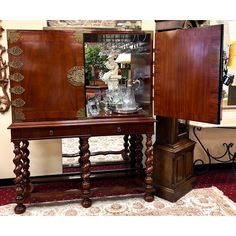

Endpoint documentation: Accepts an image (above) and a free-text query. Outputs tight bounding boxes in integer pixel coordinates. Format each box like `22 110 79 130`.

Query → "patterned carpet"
62 136 124 165
1 187 236 216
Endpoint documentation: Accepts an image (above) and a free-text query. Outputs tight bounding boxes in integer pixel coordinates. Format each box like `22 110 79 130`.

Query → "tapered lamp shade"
115 53 131 64
228 41 236 68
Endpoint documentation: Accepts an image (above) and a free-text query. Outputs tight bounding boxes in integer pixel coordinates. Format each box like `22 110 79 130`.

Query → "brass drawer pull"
49 130 54 136
117 127 121 133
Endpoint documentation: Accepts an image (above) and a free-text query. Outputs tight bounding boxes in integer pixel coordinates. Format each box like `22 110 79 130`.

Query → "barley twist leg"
13 141 26 214
81 136 92 208
129 134 137 168
135 134 143 174
144 134 154 202
21 140 33 196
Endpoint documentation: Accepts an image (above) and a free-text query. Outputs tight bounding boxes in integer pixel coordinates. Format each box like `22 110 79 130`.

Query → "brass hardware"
7 30 21 44
67 66 84 86
8 46 23 56
9 73 24 82
12 98 25 108
73 32 83 44
13 111 25 122
9 60 23 69
49 130 54 136
10 86 25 95
117 127 122 133
76 108 85 118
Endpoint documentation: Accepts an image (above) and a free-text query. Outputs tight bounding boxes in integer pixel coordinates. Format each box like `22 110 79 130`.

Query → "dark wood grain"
154 25 223 124
9 117 155 141
8 30 85 122
153 138 196 202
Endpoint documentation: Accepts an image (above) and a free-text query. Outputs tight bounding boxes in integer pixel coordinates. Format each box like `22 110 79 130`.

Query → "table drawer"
11 126 90 140
90 123 151 136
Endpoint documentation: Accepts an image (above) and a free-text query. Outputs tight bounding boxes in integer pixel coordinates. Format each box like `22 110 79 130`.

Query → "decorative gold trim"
13 111 25 122
9 73 24 82
76 108 85 118
8 46 23 56
73 32 83 44
9 60 23 69
67 66 84 86
12 98 25 108
10 86 25 95
7 30 20 44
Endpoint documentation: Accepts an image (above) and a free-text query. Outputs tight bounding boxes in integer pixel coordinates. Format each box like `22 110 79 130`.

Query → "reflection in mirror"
62 135 129 171
84 33 152 118
177 119 188 136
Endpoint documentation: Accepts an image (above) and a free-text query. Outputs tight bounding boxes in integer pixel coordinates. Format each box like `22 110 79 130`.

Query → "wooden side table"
9 117 155 214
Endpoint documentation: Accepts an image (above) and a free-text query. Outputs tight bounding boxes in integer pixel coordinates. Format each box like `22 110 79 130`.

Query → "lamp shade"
115 53 131 64
228 41 236 68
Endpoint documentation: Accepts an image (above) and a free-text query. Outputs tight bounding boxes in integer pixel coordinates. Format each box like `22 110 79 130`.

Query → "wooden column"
153 116 196 202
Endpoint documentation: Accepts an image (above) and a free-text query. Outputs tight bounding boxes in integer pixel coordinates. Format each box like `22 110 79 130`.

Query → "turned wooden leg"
78 138 83 166
122 135 129 161
135 134 143 174
13 141 26 214
21 140 32 197
129 134 137 168
80 136 92 208
144 134 154 202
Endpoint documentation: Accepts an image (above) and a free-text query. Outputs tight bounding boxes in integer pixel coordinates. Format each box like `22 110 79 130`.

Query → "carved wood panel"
0 21 10 113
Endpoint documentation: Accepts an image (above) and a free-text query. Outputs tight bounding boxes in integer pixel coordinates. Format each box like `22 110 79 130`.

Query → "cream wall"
190 127 236 164
0 20 62 179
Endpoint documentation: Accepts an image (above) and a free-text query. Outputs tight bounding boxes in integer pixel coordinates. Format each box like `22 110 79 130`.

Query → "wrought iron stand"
193 126 236 174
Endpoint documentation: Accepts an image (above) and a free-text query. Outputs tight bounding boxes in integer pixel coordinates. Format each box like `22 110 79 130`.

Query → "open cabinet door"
154 25 223 124
8 30 85 122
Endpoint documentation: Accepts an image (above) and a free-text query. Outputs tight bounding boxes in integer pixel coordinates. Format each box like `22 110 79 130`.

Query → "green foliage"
85 45 108 81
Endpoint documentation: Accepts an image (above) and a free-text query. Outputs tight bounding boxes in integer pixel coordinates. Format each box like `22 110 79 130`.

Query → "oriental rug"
62 136 124 165
0 187 236 216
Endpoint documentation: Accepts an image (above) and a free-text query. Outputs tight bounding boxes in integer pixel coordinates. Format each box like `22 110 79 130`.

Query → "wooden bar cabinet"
7 23 223 214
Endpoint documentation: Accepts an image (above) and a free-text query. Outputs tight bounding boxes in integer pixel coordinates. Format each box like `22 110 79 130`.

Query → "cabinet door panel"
8 30 85 122
154 25 223 124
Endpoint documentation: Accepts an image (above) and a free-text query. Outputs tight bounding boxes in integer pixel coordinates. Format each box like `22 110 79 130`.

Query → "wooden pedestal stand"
153 116 196 202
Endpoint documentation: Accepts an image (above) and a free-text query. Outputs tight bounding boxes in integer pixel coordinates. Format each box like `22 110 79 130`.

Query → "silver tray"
115 107 141 114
